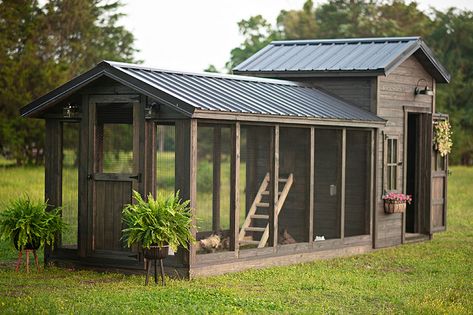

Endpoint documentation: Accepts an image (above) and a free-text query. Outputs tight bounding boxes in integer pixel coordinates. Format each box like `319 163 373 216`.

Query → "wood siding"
376 55 434 248
299 77 376 112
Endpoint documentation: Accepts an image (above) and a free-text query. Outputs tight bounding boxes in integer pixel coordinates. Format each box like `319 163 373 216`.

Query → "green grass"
0 166 472 314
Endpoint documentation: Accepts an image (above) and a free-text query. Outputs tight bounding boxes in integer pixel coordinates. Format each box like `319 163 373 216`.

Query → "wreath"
433 120 452 157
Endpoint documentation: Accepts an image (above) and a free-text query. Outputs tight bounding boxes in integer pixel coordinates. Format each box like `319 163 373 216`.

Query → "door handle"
129 173 141 182
87 174 94 180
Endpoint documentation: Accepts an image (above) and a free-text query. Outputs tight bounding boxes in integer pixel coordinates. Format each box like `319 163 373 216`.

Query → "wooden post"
174 119 197 268
340 128 346 240
269 125 279 247
230 123 240 252
212 126 221 231
308 127 315 244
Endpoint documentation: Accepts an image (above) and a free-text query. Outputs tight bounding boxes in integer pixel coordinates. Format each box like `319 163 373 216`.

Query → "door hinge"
129 173 142 182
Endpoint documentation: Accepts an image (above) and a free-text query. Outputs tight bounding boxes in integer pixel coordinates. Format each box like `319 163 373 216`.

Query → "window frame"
384 135 400 192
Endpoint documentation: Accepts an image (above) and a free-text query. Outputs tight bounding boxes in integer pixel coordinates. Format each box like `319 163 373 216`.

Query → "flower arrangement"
433 120 452 157
382 192 412 204
382 192 412 214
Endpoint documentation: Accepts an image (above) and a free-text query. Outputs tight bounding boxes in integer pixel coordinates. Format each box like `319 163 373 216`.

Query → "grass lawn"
0 165 472 314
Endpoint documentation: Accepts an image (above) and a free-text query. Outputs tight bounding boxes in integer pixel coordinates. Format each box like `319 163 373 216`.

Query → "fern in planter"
0 196 66 250
122 191 195 252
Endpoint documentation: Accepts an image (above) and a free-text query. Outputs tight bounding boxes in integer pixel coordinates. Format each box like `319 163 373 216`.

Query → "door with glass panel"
88 96 140 255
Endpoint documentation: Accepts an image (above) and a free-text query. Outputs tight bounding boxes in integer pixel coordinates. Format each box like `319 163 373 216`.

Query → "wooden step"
245 227 266 232
239 240 260 245
255 202 269 208
250 214 269 220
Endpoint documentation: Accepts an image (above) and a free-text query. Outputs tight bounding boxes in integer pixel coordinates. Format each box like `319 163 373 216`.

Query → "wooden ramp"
239 173 294 248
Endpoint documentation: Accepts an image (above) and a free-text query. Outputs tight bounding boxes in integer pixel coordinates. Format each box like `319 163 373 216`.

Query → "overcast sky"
121 0 473 72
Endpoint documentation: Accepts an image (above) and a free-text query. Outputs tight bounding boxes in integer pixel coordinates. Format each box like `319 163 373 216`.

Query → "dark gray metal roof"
21 61 384 124
233 37 451 83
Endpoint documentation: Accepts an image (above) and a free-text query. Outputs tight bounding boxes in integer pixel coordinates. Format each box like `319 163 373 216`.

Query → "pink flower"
383 192 412 204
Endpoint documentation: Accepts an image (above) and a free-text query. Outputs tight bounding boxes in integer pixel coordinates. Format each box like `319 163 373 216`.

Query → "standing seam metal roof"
109 61 383 122
233 37 450 83
20 61 384 123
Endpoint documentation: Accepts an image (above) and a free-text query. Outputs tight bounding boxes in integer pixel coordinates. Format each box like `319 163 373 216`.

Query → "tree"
225 15 282 72
0 0 138 165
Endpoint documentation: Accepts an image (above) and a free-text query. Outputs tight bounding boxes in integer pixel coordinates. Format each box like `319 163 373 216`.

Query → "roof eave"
232 69 385 78
192 109 386 128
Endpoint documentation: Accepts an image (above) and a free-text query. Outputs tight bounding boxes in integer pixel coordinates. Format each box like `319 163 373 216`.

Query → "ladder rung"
239 240 260 245
256 202 269 207
251 214 269 220
245 227 266 232
278 178 288 182
261 191 281 195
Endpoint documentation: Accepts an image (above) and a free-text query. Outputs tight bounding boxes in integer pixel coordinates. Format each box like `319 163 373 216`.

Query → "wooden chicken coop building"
21 37 450 277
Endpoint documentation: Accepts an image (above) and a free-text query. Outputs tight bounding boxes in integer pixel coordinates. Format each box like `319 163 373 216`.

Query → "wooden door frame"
402 107 432 242
86 94 144 257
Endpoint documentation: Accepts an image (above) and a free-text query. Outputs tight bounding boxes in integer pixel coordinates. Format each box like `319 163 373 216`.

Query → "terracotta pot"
143 245 169 260
384 201 406 214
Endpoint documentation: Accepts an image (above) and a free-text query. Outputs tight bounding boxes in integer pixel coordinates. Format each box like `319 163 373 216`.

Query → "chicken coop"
21 36 450 277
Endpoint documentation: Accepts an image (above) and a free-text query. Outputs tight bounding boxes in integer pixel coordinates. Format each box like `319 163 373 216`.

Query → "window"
386 138 398 191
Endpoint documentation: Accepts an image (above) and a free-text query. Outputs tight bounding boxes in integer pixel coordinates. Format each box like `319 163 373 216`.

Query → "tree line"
1 0 472 165
0 0 137 165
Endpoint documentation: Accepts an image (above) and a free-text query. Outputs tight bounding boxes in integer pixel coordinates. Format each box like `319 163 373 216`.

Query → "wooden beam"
269 125 280 247
192 110 386 128
308 127 315 244
340 128 346 240
212 126 222 231
230 122 240 252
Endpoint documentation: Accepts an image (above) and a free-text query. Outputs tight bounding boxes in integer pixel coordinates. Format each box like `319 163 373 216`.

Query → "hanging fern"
433 120 453 157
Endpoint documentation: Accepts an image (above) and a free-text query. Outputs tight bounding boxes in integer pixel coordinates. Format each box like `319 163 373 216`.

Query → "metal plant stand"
145 258 165 286
143 245 169 286
15 250 40 273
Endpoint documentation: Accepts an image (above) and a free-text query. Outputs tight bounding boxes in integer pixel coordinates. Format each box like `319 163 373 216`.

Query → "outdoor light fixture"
63 102 80 118
414 78 434 96
145 101 159 119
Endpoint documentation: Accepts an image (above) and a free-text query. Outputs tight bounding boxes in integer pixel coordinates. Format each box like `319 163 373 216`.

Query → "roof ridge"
104 60 302 87
271 36 421 46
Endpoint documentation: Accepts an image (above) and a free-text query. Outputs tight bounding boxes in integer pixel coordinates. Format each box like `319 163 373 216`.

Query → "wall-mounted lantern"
63 103 80 118
145 101 159 119
414 79 434 96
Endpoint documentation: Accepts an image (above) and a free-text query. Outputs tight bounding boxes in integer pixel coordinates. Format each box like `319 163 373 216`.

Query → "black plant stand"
145 258 165 286
143 245 169 286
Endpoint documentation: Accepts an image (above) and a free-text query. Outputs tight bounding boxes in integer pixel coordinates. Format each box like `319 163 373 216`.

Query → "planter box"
384 201 406 214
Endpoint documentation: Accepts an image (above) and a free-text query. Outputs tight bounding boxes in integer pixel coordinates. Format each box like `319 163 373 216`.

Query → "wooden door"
430 115 448 232
88 96 141 255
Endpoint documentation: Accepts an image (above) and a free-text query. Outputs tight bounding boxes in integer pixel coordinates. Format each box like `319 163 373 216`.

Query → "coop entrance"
87 96 141 257
405 113 420 233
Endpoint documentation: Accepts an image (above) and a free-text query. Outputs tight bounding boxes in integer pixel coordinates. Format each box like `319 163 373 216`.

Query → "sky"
121 0 473 72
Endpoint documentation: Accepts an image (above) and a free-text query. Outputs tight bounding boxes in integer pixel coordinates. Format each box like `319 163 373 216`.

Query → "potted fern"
0 196 66 271
121 190 194 263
